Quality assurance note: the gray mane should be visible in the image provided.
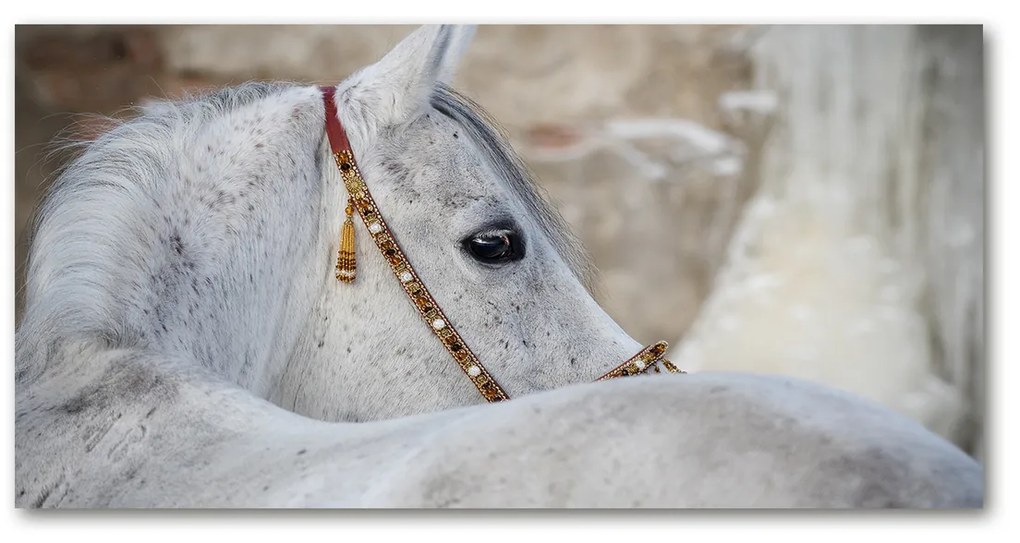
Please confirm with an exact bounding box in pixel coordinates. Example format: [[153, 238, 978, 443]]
[[430, 84, 598, 292], [40, 81, 298, 202], [144, 81, 297, 119]]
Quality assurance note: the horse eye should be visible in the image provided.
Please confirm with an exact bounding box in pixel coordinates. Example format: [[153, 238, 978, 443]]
[[463, 229, 524, 265]]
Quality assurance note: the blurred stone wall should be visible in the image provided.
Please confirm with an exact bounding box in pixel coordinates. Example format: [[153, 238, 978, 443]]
[[674, 26, 984, 458]]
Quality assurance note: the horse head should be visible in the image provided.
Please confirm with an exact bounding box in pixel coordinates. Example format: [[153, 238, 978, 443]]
[[277, 26, 676, 419], [19, 25, 672, 423]]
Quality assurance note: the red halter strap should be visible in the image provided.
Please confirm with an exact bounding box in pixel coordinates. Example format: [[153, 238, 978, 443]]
[[322, 87, 353, 157]]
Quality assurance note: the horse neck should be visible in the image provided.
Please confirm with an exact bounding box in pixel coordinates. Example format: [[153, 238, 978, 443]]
[[265, 204, 469, 421]]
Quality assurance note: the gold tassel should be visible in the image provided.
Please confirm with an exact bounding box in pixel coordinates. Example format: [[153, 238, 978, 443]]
[[335, 198, 357, 283]]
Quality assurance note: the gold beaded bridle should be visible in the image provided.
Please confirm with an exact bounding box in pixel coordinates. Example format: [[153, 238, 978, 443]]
[[322, 87, 682, 402]]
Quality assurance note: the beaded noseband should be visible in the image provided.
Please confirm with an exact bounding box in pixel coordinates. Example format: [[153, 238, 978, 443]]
[[322, 86, 682, 402]]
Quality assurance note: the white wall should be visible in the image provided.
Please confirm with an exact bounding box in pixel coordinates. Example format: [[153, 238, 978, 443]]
[[674, 26, 984, 458]]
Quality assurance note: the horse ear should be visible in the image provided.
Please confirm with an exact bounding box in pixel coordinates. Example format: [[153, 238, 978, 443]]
[[338, 25, 475, 136]]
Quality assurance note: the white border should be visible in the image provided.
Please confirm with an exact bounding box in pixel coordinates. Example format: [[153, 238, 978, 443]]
[[4, 1, 1014, 540]]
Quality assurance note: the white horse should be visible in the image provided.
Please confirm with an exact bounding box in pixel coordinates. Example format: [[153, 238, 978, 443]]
[[15, 25, 982, 508]]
